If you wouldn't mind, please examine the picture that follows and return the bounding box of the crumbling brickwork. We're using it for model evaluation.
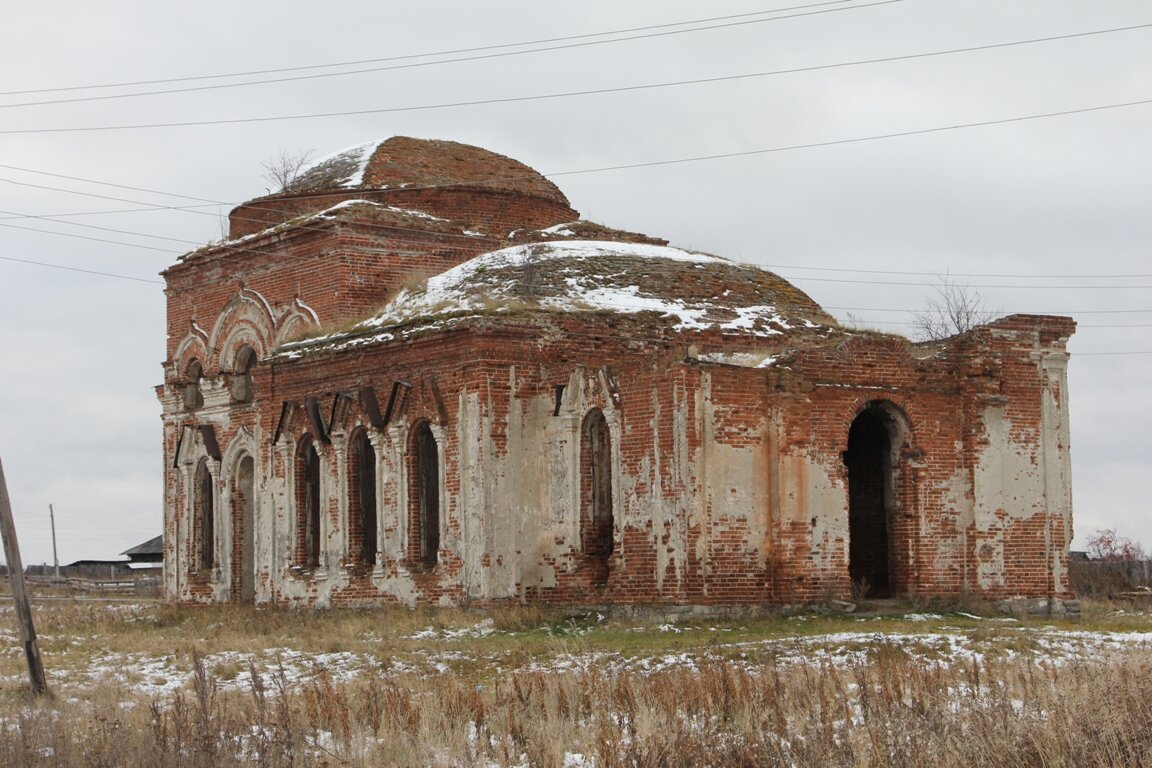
[158,137,1076,610]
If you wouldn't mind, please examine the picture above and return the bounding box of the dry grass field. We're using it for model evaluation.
[2,597,1152,767]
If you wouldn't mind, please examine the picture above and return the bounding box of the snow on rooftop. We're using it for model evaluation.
[194,198,465,256]
[275,239,840,358]
[294,140,381,190]
[358,240,795,335]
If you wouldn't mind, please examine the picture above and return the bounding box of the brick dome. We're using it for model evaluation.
[286,240,841,355]
[226,137,577,239]
[288,136,570,206]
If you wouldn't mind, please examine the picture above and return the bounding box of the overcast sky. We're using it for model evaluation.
[1,0,1149,567]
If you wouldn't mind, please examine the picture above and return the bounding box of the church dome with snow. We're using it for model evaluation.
[281,239,842,359]
[226,137,576,239]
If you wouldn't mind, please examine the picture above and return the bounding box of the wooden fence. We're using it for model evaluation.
[1069,558,1152,597]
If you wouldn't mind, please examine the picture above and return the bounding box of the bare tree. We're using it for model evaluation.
[260,149,314,192]
[912,272,997,340]
[1086,528,1146,561]
[516,244,544,298]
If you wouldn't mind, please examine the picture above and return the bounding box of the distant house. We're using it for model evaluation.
[122,535,164,569]
[26,561,134,581]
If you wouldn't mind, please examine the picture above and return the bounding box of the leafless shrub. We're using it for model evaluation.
[261,149,314,193]
[1087,527,1146,561]
[516,244,544,298]
[913,272,997,340]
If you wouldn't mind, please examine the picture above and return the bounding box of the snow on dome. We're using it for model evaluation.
[358,240,836,336]
[292,141,381,190]
[282,136,570,205]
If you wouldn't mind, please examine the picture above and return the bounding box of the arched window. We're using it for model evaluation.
[581,409,614,563]
[296,436,321,568]
[408,422,439,566]
[183,360,204,410]
[231,345,258,404]
[194,459,215,571]
[349,430,377,566]
[232,454,256,602]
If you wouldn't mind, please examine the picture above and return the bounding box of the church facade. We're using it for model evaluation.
[158,137,1076,610]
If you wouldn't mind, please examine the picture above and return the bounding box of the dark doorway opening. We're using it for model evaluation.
[846,407,893,597]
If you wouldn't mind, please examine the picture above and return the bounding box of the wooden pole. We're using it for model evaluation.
[49,503,59,579]
[0,457,49,695]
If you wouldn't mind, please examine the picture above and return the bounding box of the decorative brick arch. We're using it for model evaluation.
[173,328,209,373]
[172,329,210,404]
[209,289,275,370]
[832,334,916,364]
[274,298,321,345]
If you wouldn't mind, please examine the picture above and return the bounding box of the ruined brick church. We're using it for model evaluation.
[159,137,1076,610]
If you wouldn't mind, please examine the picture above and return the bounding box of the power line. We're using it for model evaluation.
[838,317,1152,329]
[1,89,1149,245]
[6,161,1152,293]
[0,208,203,245]
[5,155,1152,283]
[782,273,1152,289]
[0,255,162,284]
[0,162,219,203]
[8,15,1148,116]
[0,1,886,106]
[824,305,1152,315]
[8,27,1152,134]
[0,221,181,253]
[765,262,1152,280]
[0,174,217,211]
[7,182,1152,291]
[541,97,1152,179]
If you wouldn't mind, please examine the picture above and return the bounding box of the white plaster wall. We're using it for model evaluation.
[972,404,1045,592]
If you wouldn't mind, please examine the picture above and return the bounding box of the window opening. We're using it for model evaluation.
[233,455,256,601]
[411,423,440,566]
[231,346,257,404]
[296,437,321,568]
[195,459,215,571]
[351,431,377,566]
[184,360,204,410]
[581,409,614,583]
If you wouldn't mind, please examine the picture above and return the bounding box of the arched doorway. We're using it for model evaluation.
[232,455,256,602]
[845,405,898,598]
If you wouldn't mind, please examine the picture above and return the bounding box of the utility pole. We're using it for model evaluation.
[0,457,49,695]
[49,504,59,579]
